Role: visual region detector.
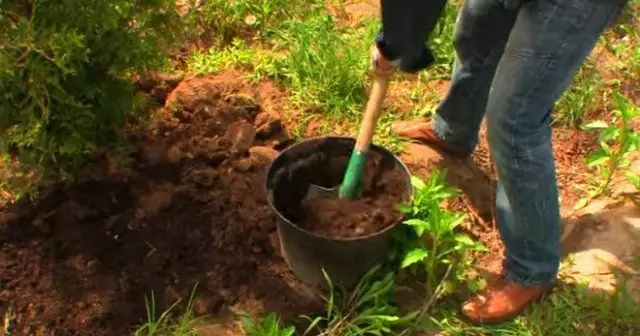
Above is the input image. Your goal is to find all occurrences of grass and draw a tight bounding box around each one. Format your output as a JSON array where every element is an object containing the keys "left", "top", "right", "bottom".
[
  {"left": 425, "top": 283, "right": 639, "bottom": 335},
  {"left": 2, "top": 0, "right": 638, "bottom": 334},
  {"left": 553, "top": 60, "right": 604, "bottom": 127},
  {"left": 133, "top": 286, "right": 203, "bottom": 336},
  {"left": 135, "top": 172, "right": 640, "bottom": 336},
  {"left": 131, "top": 0, "right": 639, "bottom": 334}
]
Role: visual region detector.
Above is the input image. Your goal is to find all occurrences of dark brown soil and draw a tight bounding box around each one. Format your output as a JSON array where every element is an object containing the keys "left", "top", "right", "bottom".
[
  {"left": 296, "top": 155, "right": 408, "bottom": 238},
  {"left": 0, "top": 73, "right": 323, "bottom": 336}
]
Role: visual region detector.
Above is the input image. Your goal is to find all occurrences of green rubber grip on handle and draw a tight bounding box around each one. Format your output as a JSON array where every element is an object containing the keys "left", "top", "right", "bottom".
[{"left": 339, "top": 150, "right": 367, "bottom": 199}]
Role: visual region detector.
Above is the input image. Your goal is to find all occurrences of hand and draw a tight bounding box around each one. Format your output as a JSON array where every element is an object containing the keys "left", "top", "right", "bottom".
[{"left": 370, "top": 45, "right": 394, "bottom": 76}]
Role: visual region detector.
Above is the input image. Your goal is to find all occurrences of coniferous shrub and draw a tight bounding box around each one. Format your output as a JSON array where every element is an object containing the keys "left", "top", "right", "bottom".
[{"left": 0, "top": 0, "right": 181, "bottom": 196}]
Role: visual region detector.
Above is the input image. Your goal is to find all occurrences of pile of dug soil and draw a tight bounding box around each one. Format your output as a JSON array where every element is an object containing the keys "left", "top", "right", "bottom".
[
  {"left": 0, "top": 73, "right": 322, "bottom": 336},
  {"left": 298, "top": 155, "right": 409, "bottom": 238}
]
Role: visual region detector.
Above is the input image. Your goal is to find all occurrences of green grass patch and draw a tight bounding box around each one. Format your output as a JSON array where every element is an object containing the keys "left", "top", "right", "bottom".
[
  {"left": 554, "top": 60, "right": 603, "bottom": 128},
  {"left": 133, "top": 286, "right": 203, "bottom": 336},
  {"left": 271, "top": 13, "right": 377, "bottom": 117},
  {"left": 426, "top": 1, "right": 459, "bottom": 78},
  {"left": 422, "top": 278, "right": 639, "bottom": 335},
  {"left": 182, "top": 0, "right": 319, "bottom": 47}
]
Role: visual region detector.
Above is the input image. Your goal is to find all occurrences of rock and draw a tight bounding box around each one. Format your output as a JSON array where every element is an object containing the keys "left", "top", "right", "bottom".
[{"left": 562, "top": 202, "right": 640, "bottom": 302}]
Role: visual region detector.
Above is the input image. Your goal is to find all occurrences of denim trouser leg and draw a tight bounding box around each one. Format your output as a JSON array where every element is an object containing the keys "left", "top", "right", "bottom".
[
  {"left": 434, "top": 0, "right": 625, "bottom": 285},
  {"left": 486, "top": 0, "right": 624, "bottom": 286},
  {"left": 433, "top": 0, "right": 519, "bottom": 153}
]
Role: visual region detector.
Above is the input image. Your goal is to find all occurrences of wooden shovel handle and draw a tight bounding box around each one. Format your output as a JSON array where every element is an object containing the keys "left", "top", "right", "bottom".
[{"left": 355, "top": 74, "right": 390, "bottom": 152}]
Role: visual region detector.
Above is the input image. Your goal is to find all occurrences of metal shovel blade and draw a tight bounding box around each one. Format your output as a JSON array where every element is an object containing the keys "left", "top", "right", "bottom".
[{"left": 303, "top": 184, "right": 340, "bottom": 202}]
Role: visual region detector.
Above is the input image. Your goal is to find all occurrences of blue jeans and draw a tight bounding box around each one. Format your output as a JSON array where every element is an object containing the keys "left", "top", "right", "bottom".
[
  {"left": 431, "top": 0, "right": 625, "bottom": 285},
  {"left": 377, "top": 0, "right": 626, "bottom": 285}
]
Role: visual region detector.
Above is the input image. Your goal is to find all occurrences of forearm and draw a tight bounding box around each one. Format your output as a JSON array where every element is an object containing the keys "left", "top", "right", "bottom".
[{"left": 376, "top": 0, "right": 448, "bottom": 73}]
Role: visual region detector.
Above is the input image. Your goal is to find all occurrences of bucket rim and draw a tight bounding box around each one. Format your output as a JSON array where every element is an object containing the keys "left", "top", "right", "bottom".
[{"left": 264, "top": 135, "right": 414, "bottom": 242}]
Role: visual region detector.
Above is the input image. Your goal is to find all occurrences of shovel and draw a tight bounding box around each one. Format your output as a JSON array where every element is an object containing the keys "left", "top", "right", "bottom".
[{"left": 305, "top": 74, "right": 390, "bottom": 201}]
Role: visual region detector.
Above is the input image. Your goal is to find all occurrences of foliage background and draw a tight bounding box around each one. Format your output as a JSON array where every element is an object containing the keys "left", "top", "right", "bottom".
[{"left": 0, "top": 0, "right": 181, "bottom": 195}]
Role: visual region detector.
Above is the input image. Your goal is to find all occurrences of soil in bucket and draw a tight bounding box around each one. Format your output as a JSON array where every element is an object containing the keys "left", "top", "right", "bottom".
[{"left": 280, "top": 151, "right": 409, "bottom": 239}]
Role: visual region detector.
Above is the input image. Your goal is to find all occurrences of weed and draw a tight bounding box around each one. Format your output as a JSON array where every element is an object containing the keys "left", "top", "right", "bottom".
[
  {"left": 188, "top": 39, "right": 260, "bottom": 74},
  {"left": 271, "top": 9, "right": 374, "bottom": 117},
  {"left": 423, "top": 278, "right": 639, "bottom": 335},
  {"left": 625, "top": 171, "right": 640, "bottom": 191},
  {"left": 133, "top": 285, "right": 203, "bottom": 336},
  {"left": 392, "top": 171, "right": 487, "bottom": 297},
  {"left": 408, "top": 73, "right": 446, "bottom": 116},
  {"left": 302, "top": 266, "right": 416, "bottom": 336},
  {"left": 427, "top": 2, "right": 459, "bottom": 78},
  {"left": 604, "top": 20, "right": 640, "bottom": 82},
  {"left": 575, "top": 92, "right": 639, "bottom": 208},
  {"left": 182, "top": 0, "right": 315, "bottom": 47},
  {"left": 554, "top": 60, "right": 603, "bottom": 127},
  {"left": 239, "top": 313, "right": 296, "bottom": 336}
]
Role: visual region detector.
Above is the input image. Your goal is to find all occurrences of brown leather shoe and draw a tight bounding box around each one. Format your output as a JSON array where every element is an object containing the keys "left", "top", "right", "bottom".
[
  {"left": 461, "top": 276, "right": 553, "bottom": 324},
  {"left": 391, "top": 120, "right": 469, "bottom": 158}
]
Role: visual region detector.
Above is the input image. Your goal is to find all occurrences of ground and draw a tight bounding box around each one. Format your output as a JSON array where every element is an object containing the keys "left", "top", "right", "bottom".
[
  {"left": 1, "top": 0, "right": 639, "bottom": 335},
  {"left": 1, "top": 70, "right": 637, "bottom": 336},
  {"left": 0, "top": 73, "right": 324, "bottom": 336}
]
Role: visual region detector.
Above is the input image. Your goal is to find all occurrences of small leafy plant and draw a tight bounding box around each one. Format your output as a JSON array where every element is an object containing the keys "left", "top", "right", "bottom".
[
  {"left": 240, "top": 313, "right": 296, "bottom": 336},
  {"left": 576, "top": 92, "right": 639, "bottom": 208},
  {"left": 392, "top": 170, "right": 487, "bottom": 296}
]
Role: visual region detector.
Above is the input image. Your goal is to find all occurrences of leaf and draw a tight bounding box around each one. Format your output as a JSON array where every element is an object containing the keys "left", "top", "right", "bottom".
[
  {"left": 585, "top": 151, "right": 608, "bottom": 167},
  {"left": 583, "top": 120, "right": 608, "bottom": 129},
  {"left": 466, "top": 279, "right": 483, "bottom": 292},
  {"left": 403, "top": 218, "right": 428, "bottom": 236},
  {"left": 395, "top": 202, "right": 412, "bottom": 213},
  {"left": 401, "top": 248, "right": 428, "bottom": 268},
  {"left": 448, "top": 213, "right": 466, "bottom": 230},
  {"left": 411, "top": 175, "right": 426, "bottom": 191},
  {"left": 454, "top": 234, "right": 476, "bottom": 247},
  {"left": 625, "top": 172, "right": 640, "bottom": 188},
  {"left": 573, "top": 197, "right": 590, "bottom": 210},
  {"left": 283, "top": 325, "right": 296, "bottom": 336}
]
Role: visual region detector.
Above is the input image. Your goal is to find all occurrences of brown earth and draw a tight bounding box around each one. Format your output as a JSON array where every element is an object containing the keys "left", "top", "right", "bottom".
[
  {"left": 0, "top": 73, "right": 324, "bottom": 336},
  {"left": 294, "top": 153, "right": 409, "bottom": 238}
]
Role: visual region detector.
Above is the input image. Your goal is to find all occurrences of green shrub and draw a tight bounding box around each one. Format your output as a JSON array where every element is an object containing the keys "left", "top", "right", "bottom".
[{"left": 0, "top": 0, "right": 180, "bottom": 197}]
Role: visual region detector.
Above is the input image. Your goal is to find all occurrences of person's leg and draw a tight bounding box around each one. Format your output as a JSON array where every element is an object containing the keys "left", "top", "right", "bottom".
[
  {"left": 462, "top": 0, "right": 627, "bottom": 323},
  {"left": 392, "top": 0, "right": 519, "bottom": 155}
]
